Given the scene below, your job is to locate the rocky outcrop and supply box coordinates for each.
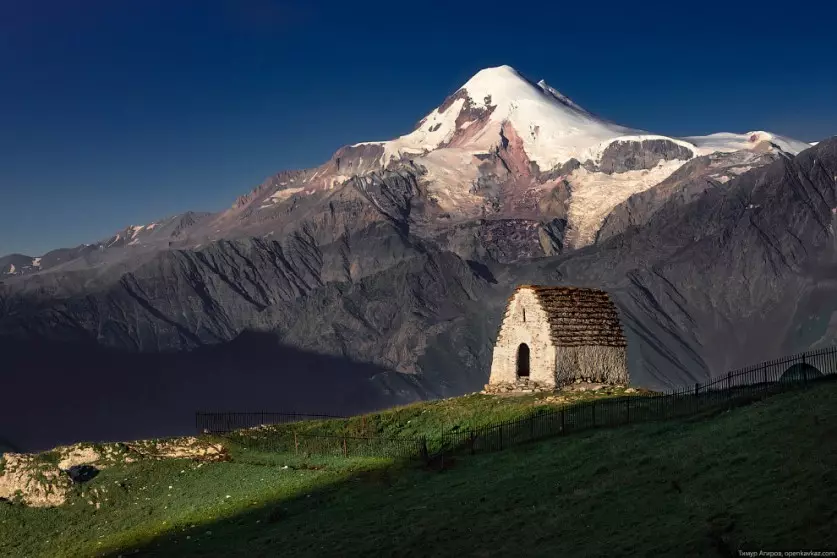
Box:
[331,143,386,174]
[596,139,694,174]
[0,437,228,507]
[0,453,71,507]
[349,168,424,231]
[428,219,559,263]
[596,150,781,243]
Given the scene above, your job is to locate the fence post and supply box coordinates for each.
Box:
[294,432,299,455]
[420,436,429,463]
[802,353,808,387]
[470,431,476,455]
[726,371,733,408]
[694,383,699,396]
[561,408,565,434]
[763,364,768,385]
[592,402,596,427]
[498,427,503,451]
[626,397,631,424]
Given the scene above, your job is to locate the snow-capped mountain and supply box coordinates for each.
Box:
[354,65,642,170]
[219,65,811,253]
[351,65,808,168]
[3,64,836,452]
[3,65,815,271]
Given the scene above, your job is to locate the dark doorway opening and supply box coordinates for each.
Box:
[517,343,530,378]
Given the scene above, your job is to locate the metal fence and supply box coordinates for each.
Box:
[198,346,837,462]
[221,428,428,460]
[196,411,345,434]
[438,346,837,457]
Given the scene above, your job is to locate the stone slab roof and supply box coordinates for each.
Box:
[513,285,627,347]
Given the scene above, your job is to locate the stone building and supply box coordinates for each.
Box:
[487,285,628,391]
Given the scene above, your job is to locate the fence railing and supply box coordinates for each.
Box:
[199,346,837,462]
[221,428,428,460]
[196,411,345,434]
[438,345,837,456]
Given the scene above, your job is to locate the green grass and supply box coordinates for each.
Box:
[3,383,837,557]
[256,385,651,440]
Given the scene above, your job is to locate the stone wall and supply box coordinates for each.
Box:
[488,289,557,386]
[555,345,628,386]
[482,377,553,394]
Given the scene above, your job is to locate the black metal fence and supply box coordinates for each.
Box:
[438,346,837,456]
[198,346,837,462]
[196,411,345,434]
[221,428,428,460]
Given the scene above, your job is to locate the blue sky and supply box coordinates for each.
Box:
[1,0,835,256]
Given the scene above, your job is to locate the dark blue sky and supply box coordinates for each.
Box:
[1,0,835,256]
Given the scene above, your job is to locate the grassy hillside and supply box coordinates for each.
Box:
[239,384,651,440]
[3,383,837,557]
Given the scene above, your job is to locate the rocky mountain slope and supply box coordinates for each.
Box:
[3,66,811,278]
[1,65,831,451]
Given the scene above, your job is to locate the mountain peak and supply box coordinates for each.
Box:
[459,67,588,116]
[467,64,524,81]
[351,65,643,172]
[458,65,546,107]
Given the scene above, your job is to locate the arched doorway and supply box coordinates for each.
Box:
[780,363,823,384]
[517,343,530,378]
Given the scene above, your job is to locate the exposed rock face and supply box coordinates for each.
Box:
[349,168,423,231]
[438,89,497,149]
[596,150,781,243]
[1,238,326,350]
[332,143,386,174]
[531,139,837,383]
[0,437,229,507]
[256,250,503,380]
[596,139,694,174]
[0,453,71,507]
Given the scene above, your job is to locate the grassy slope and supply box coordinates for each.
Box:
[2,383,836,557]
[263,385,650,440]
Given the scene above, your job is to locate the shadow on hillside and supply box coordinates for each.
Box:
[0,331,432,452]
[98,381,837,558]
[102,385,837,558]
[92,458,444,557]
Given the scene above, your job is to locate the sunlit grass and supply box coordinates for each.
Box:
[2,383,835,557]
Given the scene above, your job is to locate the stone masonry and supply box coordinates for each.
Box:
[489,287,559,387]
[487,285,628,392]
